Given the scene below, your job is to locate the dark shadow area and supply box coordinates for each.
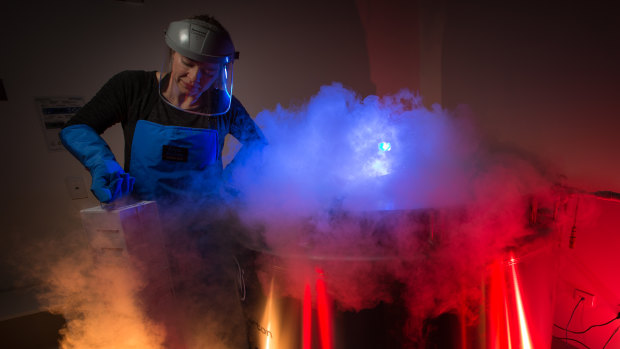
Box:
[333,300,408,349]
[0,311,65,349]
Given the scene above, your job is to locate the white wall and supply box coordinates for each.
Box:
[440,1,620,193]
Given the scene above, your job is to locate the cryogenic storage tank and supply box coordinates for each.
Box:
[236,197,555,349]
[236,208,444,349]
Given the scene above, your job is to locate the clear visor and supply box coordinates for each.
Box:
[159,49,234,116]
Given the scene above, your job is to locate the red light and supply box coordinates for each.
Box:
[510,256,533,349]
[489,260,510,349]
[303,283,312,349]
[316,276,332,349]
[488,255,533,349]
[504,289,513,349]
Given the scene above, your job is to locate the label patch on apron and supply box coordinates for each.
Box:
[162,145,189,162]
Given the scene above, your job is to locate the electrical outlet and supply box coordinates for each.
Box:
[574,288,596,307]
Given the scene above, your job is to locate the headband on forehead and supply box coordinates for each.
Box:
[164,19,239,62]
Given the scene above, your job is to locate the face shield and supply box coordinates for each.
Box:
[160,19,238,116]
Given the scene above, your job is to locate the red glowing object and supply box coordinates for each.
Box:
[510,255,533,349]
[488,254,533,349]
[489,260,510,348]
[316,272,332,349]
[303,283,312,349]
[301,269,333,349]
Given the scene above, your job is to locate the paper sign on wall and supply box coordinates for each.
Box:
[35,97,84,151]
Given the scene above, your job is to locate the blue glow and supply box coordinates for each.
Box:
[238,82,478,213]
[378,142,391,152]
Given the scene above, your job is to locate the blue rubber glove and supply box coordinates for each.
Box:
[60,124,135,203]
[90,159,135,203]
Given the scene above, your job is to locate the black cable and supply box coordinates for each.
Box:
[551,335,591,349]
[593,190,620,202]
[554,315,620,334]
[565,297,584,344]
[602,324,620,349]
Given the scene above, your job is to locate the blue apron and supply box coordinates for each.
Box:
[130,120,221,203]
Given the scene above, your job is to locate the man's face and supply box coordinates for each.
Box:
[170,52,221,98]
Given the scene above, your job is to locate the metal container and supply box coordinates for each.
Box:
[236,209,441,349]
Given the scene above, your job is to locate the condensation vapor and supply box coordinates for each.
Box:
[231,83,559,345]
[25,82,560,348]
[29,220,247,349]
[25,233,166,349]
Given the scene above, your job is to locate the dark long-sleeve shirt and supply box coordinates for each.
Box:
[65,70,266,172]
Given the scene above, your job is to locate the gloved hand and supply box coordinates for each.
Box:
[60,124,135,203]
[90,159,135,203]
